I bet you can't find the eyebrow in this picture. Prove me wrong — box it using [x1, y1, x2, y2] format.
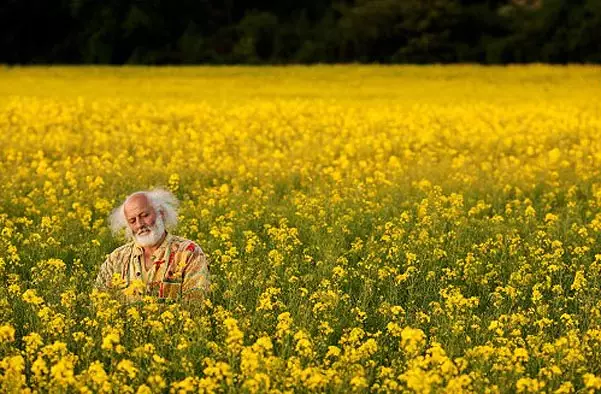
[126, 210, 149, 219]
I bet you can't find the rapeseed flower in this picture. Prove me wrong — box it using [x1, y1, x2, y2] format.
[1, 65, 601, 392]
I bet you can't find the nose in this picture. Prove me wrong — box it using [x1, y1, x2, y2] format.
[133, 217, 145, 231]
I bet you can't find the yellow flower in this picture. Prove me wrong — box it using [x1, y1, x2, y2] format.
[23, 332, 43, 356]
[101, 329, 120, 351]
[294, 330, 314, 358]
[170, 377, 197, 393]
[117, 359, 138, 380]
[31, 357, 48, 380]
[524, 206, 536, 218]
[516, 378, 544, 393]
[253, 336, 273, 353]
[223, 317, 244, 353]
[0, 324, 15, 342]
[276, 312, 293, 340]
[85, 361, 110, 387]
[350, 375, 368, 391]
[0, 355, 28, 392]
[256, 287, 282, 312]
[326, 346, 341, 359]
[400, 327, 426, 355]
[513, 347, 529, 363]
[22, 288, 44, 305]
[50, 357, 76, 387]
[387, 322, 403, 337]
[147, 374, 167, 390]
[136, 384, 152, 394]
[571, 270, 587, 292]
[583, 373, 601, 390]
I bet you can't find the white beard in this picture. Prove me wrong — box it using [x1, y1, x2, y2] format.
[134, 216, 166, 247]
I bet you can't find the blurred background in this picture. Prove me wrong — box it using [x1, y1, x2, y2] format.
[1, 0, 600, 64]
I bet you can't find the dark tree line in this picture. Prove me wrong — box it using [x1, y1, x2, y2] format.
[1, 0, 600, 64]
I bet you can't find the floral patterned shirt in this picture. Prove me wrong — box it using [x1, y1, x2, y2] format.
[95, 233, 210, 303]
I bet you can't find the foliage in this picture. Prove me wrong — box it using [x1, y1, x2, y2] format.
[1, 0, 601, 64]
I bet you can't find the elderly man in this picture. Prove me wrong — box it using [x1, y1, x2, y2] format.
[95, 188, 209, 303]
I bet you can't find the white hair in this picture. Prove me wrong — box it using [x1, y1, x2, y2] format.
[109, 188, 179, 239]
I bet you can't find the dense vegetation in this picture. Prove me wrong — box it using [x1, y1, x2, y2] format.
[1, 66, 601, 392]
[2, 0, 600, 64]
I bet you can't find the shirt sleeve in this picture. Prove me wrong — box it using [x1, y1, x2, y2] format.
[95, 254, 118, 290]
[181, 243, 210, 301]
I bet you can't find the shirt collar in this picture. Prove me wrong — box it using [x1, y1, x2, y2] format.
[131, 232, 172, 258]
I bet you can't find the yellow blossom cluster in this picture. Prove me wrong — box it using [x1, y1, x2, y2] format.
[1, 65, 601, 392]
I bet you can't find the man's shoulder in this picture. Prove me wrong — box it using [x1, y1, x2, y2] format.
[108, 242, 136, 257]
[170, 235, 204, 254]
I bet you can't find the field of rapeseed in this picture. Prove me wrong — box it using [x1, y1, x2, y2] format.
[1, 65, 601, 393]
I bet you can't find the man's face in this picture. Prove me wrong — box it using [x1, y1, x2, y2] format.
[124, 194, 165, 246]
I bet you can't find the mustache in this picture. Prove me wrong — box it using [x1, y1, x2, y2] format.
[137, 226, 152, 235]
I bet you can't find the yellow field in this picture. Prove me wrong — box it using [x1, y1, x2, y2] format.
[1, 65, 601, 393]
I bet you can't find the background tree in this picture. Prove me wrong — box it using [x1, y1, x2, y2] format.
[0, 0, 599, 64]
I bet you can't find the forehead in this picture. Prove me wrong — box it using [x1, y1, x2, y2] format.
[123, 194, 154, 217]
